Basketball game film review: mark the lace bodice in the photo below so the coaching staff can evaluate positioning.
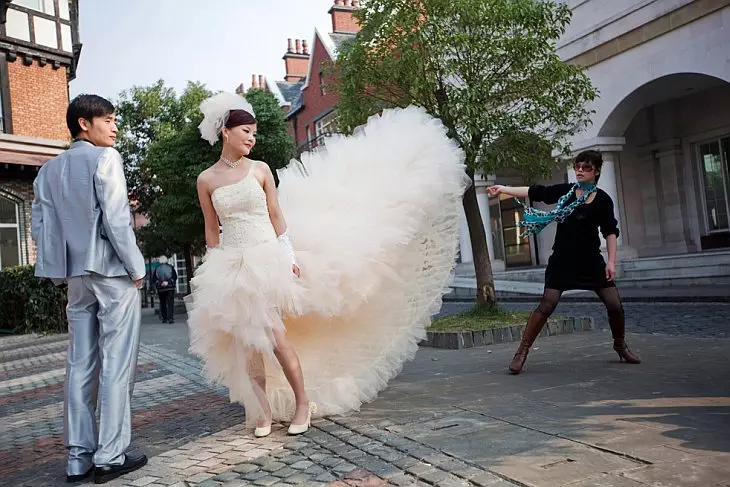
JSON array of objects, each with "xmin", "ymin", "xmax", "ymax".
[{"xmin": 211, "ymin": 163, "xmax": 276, "ymax": 249}]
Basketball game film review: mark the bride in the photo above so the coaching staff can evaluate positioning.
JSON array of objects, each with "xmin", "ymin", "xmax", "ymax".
[{"xmin": 186, "ymin": 92, "xmax": 468, "ymax": 437}]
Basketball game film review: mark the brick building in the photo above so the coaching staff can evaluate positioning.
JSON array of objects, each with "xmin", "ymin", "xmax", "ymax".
[
  {"xmin": 247, "ymin": 0, "xmax": 361, "ymax": 154},
  {"xmin": 0, "ymin": 0, "xmax": 80, "ymax": 270}
]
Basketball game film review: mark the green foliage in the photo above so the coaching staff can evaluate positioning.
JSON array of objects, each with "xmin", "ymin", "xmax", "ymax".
[
  {"xmin": 334, "ymin": 0, "xmax": 598, "ymax": 178},
  {"xmin": 116, "ymin": 80, "xmax": 180, "ymax": 210},
  {"xmin": 246, "ymin": 88, "xmax": 296, "ymax": 171},
  {"xmin": 0, "ymin": 265, "xmax": 67, "ymax": 335}
]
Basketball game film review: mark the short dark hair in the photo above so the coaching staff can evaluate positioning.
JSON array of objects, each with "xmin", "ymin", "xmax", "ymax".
[
  {"xmin": 574, "ymin": 150, "xmax": 603, "ymax": 169},
  {"xmin": 574, "ymin": 150, "xmax": 603, "ymax": 182},
  {"xmin": 66, "ymin": 94, "xmax": 115, "ymax": 138}
]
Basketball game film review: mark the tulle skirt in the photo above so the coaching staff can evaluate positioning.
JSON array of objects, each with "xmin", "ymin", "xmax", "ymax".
[{"xmin": 185, "ymin": 106, "xmax": 469, "ymax": 425}]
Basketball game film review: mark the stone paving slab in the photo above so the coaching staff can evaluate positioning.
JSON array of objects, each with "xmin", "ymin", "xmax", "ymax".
[{"xmin": 2, "ymin": 311, "xmax": 729, "ymax": 487}]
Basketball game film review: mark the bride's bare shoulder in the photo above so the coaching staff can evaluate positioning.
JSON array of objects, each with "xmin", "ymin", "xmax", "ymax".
[{"xmin": 197, "ymin": 165, "xmax": 220, "ymax": 187}]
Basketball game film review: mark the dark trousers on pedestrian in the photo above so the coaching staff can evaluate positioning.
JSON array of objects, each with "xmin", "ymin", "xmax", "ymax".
[{"xmin": 158, "ymin": 290, "xmax": 175, "ymax": 322}]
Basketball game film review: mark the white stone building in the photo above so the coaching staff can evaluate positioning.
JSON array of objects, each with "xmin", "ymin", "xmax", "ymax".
[{"xmin": 458, "ymin": 0, "xmax": 730, "ymax": 287}]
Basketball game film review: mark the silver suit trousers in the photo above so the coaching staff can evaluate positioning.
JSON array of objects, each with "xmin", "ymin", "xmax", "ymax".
[{"xmin": 64, "ymin": 274, "xmax": 141, "ymax": 475}]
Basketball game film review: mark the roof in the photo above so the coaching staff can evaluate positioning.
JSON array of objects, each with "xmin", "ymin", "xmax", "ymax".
[
  {"xmin": 275, "ymin": 80, "xmax": 305, "ymax": 104},
  {"xmin": 329, "ymin": 32, "xmax": 356, "ymax": 51}
]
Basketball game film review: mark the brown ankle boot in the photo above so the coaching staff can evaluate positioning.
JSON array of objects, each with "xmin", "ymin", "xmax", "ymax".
[
  {"xmin": 508, "ymin": 311, "xmax": 549, "ymax": 375},
  {"xmin": 508, "ymin": 345, "xmax": 531, "ymax": 375},
  {"xmin": 613, "ymin": 339, "xmax": 641, "ymax": 364}
]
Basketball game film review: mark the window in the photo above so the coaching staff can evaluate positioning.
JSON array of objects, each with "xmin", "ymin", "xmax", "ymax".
[
  {"xmin": 314, "ymin": 111, "xmax": 339, "ymax": 147},
  {"xmin": 0, "ymin": 196, "xmax": 21, "ymax": 269},
  {"xmin": 175, "ymin": 254, "xmax": 188, "ymax": 294},
  {"xmin": 12, "ymin": 0, "xmax": 55, "ymax": 15},
  {"xmin": 698, "ymin": 138, "xmax": 730, "ymax": 232},
  {"xmin": 319, "ymin": 69, "xmax": 326, "ymax": 95}
]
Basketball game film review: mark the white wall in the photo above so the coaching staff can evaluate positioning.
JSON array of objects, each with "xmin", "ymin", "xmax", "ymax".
[{"xmin": 573, "ymin": 7, "xmax": 730, "ymax": 145}]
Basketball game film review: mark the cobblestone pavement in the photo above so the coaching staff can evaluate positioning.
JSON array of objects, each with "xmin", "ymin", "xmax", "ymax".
[
  {"xmin": 437, "ymin": 301, "xmax": 730, "ymax": 338},
  {"xmin": 2, "ymin": 304, "xmax": 729, "ymax": 487},
  {"xmin": 0, "ymin": 328, "xmax": 513, "ymax": 487}
]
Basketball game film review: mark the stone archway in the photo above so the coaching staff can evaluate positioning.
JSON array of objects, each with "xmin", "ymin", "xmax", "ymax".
[
  {"xmin": 585, "ymin": 73, "xmax": 730, "ymax": 257},
  {"xmin": 598, "ymin": 73, "xmax": 729, "ymax": 138}
]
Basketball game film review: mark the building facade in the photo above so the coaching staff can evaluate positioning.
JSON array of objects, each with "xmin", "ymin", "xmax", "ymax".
[
  {"xmin": 246, "ymin": 0, "xmax": 360, "ymax": 154},
  {"xmin": 458, "ymin": 0, "xmax": 730, "ymax": 285},
  {"xmin": 0, "ymin": 0, "xmax": 80, "ymax": 270}
]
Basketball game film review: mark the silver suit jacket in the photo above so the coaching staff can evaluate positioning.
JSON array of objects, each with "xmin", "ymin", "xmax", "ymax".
[{"xmin": 32, "ymin": 140, "xmax": 146, "ymax": 282}]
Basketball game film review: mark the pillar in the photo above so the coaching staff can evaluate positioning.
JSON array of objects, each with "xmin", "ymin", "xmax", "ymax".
[{"xmin": 457, "ymin": 173, "xmax": 496, "ymax": 266}]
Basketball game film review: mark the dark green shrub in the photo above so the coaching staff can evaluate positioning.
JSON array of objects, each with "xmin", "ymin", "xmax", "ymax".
[{"xmin": 0, "ymin": 265, "xmax": 67, "ymax": 335}]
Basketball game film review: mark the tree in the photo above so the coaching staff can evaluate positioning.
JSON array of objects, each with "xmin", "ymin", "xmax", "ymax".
[
  {"xmin": 245, "ymin": 88, "xmax": 296, "ymax": 175},
  {"xmin": 130, "ymin": 84, "xmax": 296, "ymax": 290},
  {"xmin": 115, "ymin": 80, "xmax": 179, "ymax": 211},
  {"xmin": 333, "ymin": 0, "xmax": 597, "ymax": 307}
]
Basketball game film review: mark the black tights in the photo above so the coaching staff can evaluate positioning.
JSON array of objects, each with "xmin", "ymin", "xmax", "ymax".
[{"xmin": 527, "ymin": 287, "xmax": 626, "ymax": 343}]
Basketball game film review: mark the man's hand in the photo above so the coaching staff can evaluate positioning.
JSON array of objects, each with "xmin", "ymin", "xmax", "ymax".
[
  {"xmin": 134, "ymin": 278, "xmax": 144, "ymax": 288},
  {"xmin": 292, "ymin": 265, "xmax": 301, "ymax": 278},
  {"xmin": 161, "ymin": 280, "xmax": 168, "ymax": 288},
  {"xmin": 605, "ymin": 262, "xmax": 616, "ymax": 282}
]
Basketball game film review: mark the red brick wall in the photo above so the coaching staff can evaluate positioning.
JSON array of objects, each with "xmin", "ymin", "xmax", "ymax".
[
  {"xmin": 7, "ymin": 60, "xmax": 70, "ymax": 141},
  {"xmin": 284, "ymin": 56, "xmax": 309, "ymax": 81},
  {"xmin": 331, "ymin": 10, "xmax": 360, "ymax": 33},
  {"xmin": 292, "ymin": 34, "xmax": 340, "ymax": 148},
  {"xmin": 0, "ymin": 177, "xmax": 36, "ymax": 265}
]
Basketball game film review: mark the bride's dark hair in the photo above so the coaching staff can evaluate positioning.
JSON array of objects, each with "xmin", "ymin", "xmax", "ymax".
[{"xmin": 226, "ymin": 109, "xmax": 257, "ymax": 128}]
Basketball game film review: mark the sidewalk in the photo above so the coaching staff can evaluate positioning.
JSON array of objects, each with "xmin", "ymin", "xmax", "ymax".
[
  {"xmin": 1, "ymin": 320, "xmax": 729, "ymax": 486},
  {"xmin": 446, "ymin": 277, "xmax": 730, "ymax": 302}
]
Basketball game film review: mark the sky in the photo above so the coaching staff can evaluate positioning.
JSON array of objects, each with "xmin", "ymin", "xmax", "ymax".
[{"xmin": 69, "ymin": 0, "xmax": 337, "ymax": 100}]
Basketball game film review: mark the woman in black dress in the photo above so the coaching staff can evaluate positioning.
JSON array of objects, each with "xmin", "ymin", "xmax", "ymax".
[{"xmin": 487, "ymin": 150, "xmax": 641, "ymax": 374}]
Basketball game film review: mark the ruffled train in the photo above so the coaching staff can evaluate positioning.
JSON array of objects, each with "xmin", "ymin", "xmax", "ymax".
[{"xmin": 186, "ymin": 106, "xmax": 469, "ymax": 425}]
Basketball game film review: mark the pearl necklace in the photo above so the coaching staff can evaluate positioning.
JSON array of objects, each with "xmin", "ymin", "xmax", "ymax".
[{"xmin": 220, "ymin": 155, "xmax": 244, "ymax": 168}]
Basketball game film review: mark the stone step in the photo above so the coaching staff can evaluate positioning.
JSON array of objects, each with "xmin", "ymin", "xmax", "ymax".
[
  {"xmin": 623, "ymin": 263, "xmax": 730, "ymax": 280},
  {"xmin": 621, "ymin": 251, "xmax": 730, "ymax": 272}
]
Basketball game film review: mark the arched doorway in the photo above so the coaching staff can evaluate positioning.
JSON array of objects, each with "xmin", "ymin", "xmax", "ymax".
[
  {"xmin": 0, "ymin": 194, "xmax": 21, "ymax": 269},
  {"xmin": 596, "ymin": 73, "xmax": 730, "ymax": 256}
]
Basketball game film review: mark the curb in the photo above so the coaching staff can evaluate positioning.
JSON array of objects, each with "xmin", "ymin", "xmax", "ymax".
[
  {"xmin": 420, "ymin": 316, "xmax": 595, "ymax": 350},
  {"xmin": 443, "ymin": 288, "xmax": 730, "ymax": 303}
]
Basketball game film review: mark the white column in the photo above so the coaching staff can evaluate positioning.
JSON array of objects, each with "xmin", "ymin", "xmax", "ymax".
[
  {"xmin": 459, "ymin": 208, "xmax": 473, "ymax": 263},
  {"xmin": 474, "ymin": 176, "xmax": 495, "ymax": 264},
  {"xmin": 597, "ymin": 153, "xmax": 623, "ymax": 247}
]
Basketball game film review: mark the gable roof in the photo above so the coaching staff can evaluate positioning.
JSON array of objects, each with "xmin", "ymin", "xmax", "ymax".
[{"xmin": 301, "ymin": 28, "xmax": 355, "ymax": 91}]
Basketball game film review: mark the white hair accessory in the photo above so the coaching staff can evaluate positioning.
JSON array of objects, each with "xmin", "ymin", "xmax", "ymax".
[{"xmin": 198, "ymin": 92, "xmax": 256, "ymax": 145}]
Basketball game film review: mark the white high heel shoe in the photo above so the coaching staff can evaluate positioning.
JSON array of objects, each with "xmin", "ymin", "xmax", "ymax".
[
  {"xmin": 254, "ymin": 424, "xmax": 271, "ymax": 438},
  {"xmin": 287, "ymin": 402, "xmax": 317, "ymax": 435}
]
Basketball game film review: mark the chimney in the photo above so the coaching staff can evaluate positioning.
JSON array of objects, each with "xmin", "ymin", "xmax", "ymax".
[
  {"xmin": 329, "ymin": 0, "xmax": 361, "ymax": 34},
  {"xmin": 251, "ymin": 74, "xmax": 259, "ymax": 89},
  {"xmin": 282, "ymin": 38, "xmax": 310, "ymax": 83},
  {"xmin": 258, "ymin": 75, "xmax": 266, "ymax": 90},
  {"xmin": 235, "ymin": 83, "xmax": 245, "ymax": 95}
]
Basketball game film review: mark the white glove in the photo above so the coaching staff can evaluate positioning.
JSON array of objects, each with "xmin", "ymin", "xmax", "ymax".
[{"xmin": 277, "ymin": 230, "xmax": 297, "ymax": 266}]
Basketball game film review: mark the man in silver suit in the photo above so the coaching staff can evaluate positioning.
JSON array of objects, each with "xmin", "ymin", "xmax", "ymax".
[{"xmin": 32, "ymin": 94, "xmax": 148, "ymax": 484}]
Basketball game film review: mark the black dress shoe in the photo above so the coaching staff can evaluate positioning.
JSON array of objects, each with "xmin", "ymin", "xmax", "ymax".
[
  {"xmin": 66, "ymin": 467, "xmax": 93, "ymax": 483},
  {"xmin": 94, "ymin": 453, "xmax": 147, "ymax": 484}
]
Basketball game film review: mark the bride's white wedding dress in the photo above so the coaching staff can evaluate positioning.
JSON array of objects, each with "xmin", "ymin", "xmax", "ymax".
[{"xmin": 185, "ymin": 106, "xmax": 468, "ymax": 425}]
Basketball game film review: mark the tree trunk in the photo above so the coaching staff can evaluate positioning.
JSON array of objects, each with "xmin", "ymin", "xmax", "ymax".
[{"xmin": 462, "ymin": 175, "xmax": 497, "ymax": 307}]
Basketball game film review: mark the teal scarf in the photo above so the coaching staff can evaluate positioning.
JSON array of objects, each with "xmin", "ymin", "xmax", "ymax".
[{"xmin": 516, "ymin": 182, "xmax": 596, "ymax": 238}]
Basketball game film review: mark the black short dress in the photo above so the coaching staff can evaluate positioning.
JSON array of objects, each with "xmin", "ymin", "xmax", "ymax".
[{"xmin": 528, "ymin": 183, "xmax": 620, "ymax": 291}]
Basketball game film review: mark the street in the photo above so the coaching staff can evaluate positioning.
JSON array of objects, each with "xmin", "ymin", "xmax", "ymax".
[{"xmin": 1, "ymin": 302, "xmax": 729, "ymax": 487}]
